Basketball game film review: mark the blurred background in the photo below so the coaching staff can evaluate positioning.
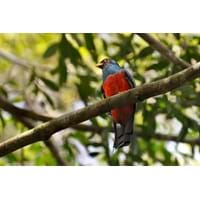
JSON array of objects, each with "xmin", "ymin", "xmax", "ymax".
[{"xmin": 0, "ymin": 33, "xmax": 199, "ymax": 165}]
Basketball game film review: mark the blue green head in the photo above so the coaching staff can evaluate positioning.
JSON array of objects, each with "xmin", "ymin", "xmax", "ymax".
[{"xmin": 96, "ymin": 58, "xmax": 122, "ymax": 81}]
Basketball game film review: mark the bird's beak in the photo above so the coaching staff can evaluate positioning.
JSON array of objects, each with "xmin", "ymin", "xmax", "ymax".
[{"xmin": 96, "ymin": 62, "xmax": 103, "ymax": 68}]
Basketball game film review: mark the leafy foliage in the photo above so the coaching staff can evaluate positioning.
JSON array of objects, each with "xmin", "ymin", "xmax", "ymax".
[{"xmin": 0, "ymin": 33, "xmax": 199, "ymax": 166}]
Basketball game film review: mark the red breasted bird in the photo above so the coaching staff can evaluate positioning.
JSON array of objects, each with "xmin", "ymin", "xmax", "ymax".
[{"xmin": 97, "ymin": 58, "xmax": 136, "ymax": 148}]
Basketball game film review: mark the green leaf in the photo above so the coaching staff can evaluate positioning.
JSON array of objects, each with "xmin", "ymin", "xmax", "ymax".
[
  {"xmin": 148, "ymin": 60, "xmax": 169, "ymax": 70},
  {"xmin": 42, "ymin": 90, "xmax": 55, "ymax": 108},
  {"xmin": 173, "ymin": 33, "xmax": 180, "ymax": 40},
  {"xmin": 58, "ymin": 57, "xmax": 67, "ymax": 86},
  {"xmin": 40, "ymin": 76, "xmax": 59, "ymax": 91},
  {"xmin": 28, "ymin": 68, "xmax": 36, "ymax": 86},
  {"xmin": 0, "ymin": 111, "xmax": 6, "ymax": 128},
  {"xmin": 76, "ymin": 75, "xmax": 95, "ymax": 103},
  {"xmin": 138, "ymin": 46, "xmax": 154, "ymax": 58},
  {"xmin": 0, "ymin": 86, "xmax": 8, "ymax": 98},
  {"xmin": 71, "ymin": 131, "xmax": 88, "ymax": 145},
  {"xmin": 84, "ymin": 34, "xmax": 96, "ymax": 50},
  {"xmin": 84, "ymin": 34, "xmax": 97, "ymax": 61},
  {"xmin": 6, "ymin": 153, "xmax": 18, "ymax": 163},
  {"xmin": 43, "ymin": 43, "xmax": 58, "ymax": 58},
  {"xmin": 59, "ymin": 34, "xmax": 81, "ymax": 65}
]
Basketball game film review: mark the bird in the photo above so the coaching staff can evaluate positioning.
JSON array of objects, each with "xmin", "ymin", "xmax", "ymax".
[{"xmin": 96, "ymin": 58, "xmax": 136, "ymax": 148}]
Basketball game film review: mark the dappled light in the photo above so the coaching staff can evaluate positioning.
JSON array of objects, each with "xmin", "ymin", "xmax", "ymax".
[{"xmin": 0, "ymin": 33, "xmax": 199, "ymax": 166}]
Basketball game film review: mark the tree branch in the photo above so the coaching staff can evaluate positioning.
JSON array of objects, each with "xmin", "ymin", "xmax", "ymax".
[
  {"xmin": 0, "ymin": 96, "xmax": 52, "ymax": 121},
  {"xmin": 141, "ymin": 132, "xmax": 200, "ymax": 146},
  {"xmin": 137, "ymin": 33, "xmax": 191, "ymax": 68},
  {"xmin": 44, "ymin": 140, "xmax": 67, "ymax": 166},
  {"xmin": 0, "ymin": 98, "xmax": 67, "ymax": 165},
  {"xmin": 0, "ymin": 62, "xmax": 200, "ymax": 156},
  {"xmin": 0, "ymin": 96, "xmax": 92, "ymax": 132},
  {"xmin": 0, "ymin": 49, "xmax": 50, "ymax": 70},
  {"xmin": 1, "ymin": 96, "xmax": 199, "ymax": 146},
  {"xmin": 19, "ymin": 117, "xmax": 66, "ymax": 165},
  {"xmin": 18, "ymin": 117, "xmax": 67, "ymax": 166}
]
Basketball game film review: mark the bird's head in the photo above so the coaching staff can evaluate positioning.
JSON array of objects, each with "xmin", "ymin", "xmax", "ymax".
[
  {"xmin": 96, "ymin": 58, "xmax": 121, "ymax": 80},
  {"xmin": 96, "ymin": 58, "xmax": 117, "ymax": 69}
]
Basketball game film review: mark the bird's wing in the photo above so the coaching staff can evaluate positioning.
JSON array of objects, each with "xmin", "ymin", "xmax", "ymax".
[
  {"xmin": 123, "ymin": 69, "xmax": 137, "ymax": 148},
  {"xmin": 123, "ymin": 69, "xmax": 137, "ymax": 106},
  {"xmin": 123, "ymin": 69, "xmax": 135, "ymax": 88}
]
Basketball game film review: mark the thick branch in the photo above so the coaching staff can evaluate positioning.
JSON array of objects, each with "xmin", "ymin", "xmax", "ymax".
[
  {"xmin": 1, "ymin": 97, "xmax": 199, "ymax": 146},
  {"xmin": 0, "ymin": 95, "xmax": 102, "ymax": 135},
  {"xmin": 0, "ymin": 98, "xmax": 67, "ymax": 165},
  {"xmin": 18, "ymin": 117, "xmax": 66, "ymax": 165},
  {"xmin": 137, "ymin": 33, "xmax": 191, "ymax": 68},
  {"xmin": 0, "ymin": 62, "xmax": 200, "ymax": 156}
]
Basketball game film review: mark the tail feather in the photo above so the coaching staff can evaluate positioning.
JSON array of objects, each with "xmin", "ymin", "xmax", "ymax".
[{"xmin": 113, "ymin": 121, "xmax": 133, "ymax": 148}]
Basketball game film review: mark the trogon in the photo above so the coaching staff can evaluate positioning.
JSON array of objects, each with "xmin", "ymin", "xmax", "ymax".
[{"xmin": 97, "ymin": 58, "xmax": 136, "ymax": 148}]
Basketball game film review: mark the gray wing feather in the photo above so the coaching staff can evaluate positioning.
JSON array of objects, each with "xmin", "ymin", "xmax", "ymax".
[{"xmin": 123, "ymin": 69, "xmax": 135, "ymax": 88}]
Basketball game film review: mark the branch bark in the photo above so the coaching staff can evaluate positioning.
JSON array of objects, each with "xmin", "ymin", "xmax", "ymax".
[
  {"xmin": 17, "ymin": 117, "xmax": 67, "ymax": 165},
  {"xmin": 137, "ymin": 33, "xmax": 191, "ymax": 68},
  {"xmin": 0, "ymin": 96, "xmax": 93, "ymax": 132},
  {"xmin": 0, "ymin": 97, "xmax": 67, "ymax": 165},
  {"xmin": 0, "ymin": 62, "xmax": 200, "ymax": 156},
  {"xmin": 1, "ymin": 96, "xmax": 199, "ymax": 146}
]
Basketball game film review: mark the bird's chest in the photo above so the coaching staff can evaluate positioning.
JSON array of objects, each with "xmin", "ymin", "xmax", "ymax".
[{"xmin": 102, "ymin": 71, "xmax": 131, "ymax": 97}]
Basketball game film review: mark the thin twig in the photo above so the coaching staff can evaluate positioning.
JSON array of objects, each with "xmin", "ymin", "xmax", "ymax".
[
  {"xmin": 0, "ymin": 49, "xmax": 30, "ymax": 69},
  {"xmin": 0, "ymin": 96, "xmax": 52, "ymax": 121},
  {"xmin": 44, "ymin": 140, "xmax": 66, "ymax": 166},
  {"xmin": 137, "ymin": 33, "xmax": 191, "ymax": 68},
  {"xmin": 0, "ymin": 49, "xmax": 51, "ymax": 70}
]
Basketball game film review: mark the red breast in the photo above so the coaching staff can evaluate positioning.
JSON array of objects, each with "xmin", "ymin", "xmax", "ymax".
[{"xmin": 102, "ymin": 71, "xmax": 133, "ymax": 125}]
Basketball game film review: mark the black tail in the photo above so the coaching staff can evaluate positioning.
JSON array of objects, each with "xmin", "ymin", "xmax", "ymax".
[{"xmin": 113, "ymin": 119, "xmax": 133, "ymax": 148}]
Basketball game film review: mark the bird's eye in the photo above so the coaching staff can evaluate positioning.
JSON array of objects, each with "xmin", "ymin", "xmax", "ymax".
[
  {"xmin": 103, "ymin": 58, "xmax": 109, "ymax": 63},
  {"xmin": 99, "ymin": 58, "xmax": 110, "ymax": 65}
]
